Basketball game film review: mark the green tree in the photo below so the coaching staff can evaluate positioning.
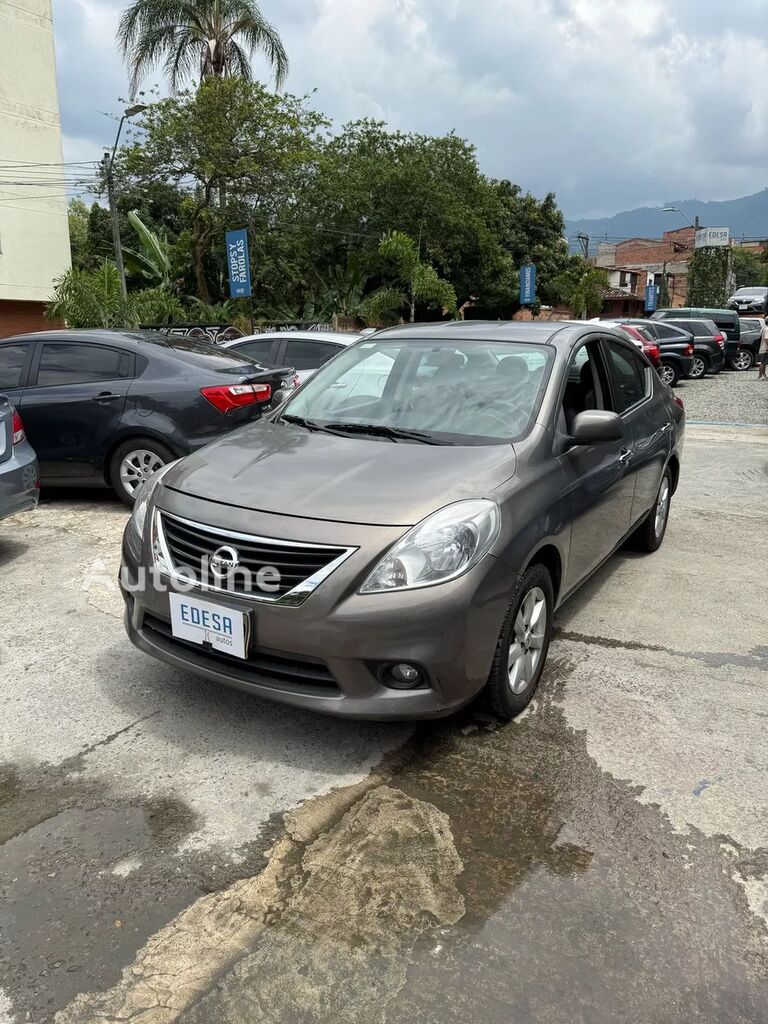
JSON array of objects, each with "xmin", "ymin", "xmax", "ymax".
[
  {"xmin": 68, "ymin": 199, "xmax": 93, "ymax": 271},
  {"xmin": 688, "ymin": 248, "xmax": 729, "ymax": 307},
  {"xmin": 117, "ymin": 0, "xmax": 288, "ymax": 96},
  {"xmin": 119, "ymin": 78, "xmax": 327, "ymax": 303},
  {"xmin": 552, "ymin": 257, "xmax": 609, "ymax": 318},
  {"xmin": 377, "ymin": 230, "xmax": 457, "ymax": 322},
  {"xmin": 729, "ymin": 247, "xmax": 766, "ymax": 288}
]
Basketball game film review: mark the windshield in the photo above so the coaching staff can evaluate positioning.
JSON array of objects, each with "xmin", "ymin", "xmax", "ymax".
[
  {"xmin": 735, "ymin": 288, "xmax": 766, "ymax": 297},
  {"xmin": 279, "ymin": 336, "xmax": 553, "ymax": 444}
]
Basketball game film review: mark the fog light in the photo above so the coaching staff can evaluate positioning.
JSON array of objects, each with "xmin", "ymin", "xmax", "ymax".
[{"xmin": 386, "ymin": 662, "xmax": 423, "ymax": 689}]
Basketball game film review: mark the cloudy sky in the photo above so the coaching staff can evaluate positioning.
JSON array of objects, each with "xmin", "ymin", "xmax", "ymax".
[{"xmin": 52, "ymin": 0, "xmax": 768, "ymax": 219}]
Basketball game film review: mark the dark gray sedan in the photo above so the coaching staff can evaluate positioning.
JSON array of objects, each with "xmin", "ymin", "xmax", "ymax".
[
  {"xmin": 0, "ymin": 396, "xmax": 39, "ymax": 522},
  {"xmin": 120, "ymin": 321, "xmax": 684, "ymax": 721}
]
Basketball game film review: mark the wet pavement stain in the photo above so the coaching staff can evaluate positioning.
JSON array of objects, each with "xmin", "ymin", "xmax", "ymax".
[{"xmin": 0, "ymin": 763, "xmax": 281, "ymax": 1023}]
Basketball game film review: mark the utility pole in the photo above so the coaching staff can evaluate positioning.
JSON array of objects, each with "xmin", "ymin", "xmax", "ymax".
[
  {"xmin": 576, "ymin": 233, "xmax": 590, "ymax": 260},
  {"xmin": 103, "ymin": 153, "xmax": 127, "ymax": 299},
  {"xmin": 104, "ymin": 103, "xmax": 147, "ymax": 299}
]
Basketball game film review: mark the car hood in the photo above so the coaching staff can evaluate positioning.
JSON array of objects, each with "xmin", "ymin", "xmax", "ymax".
[{"xmin": 162, "ymin": 420, "xmax": 516, "ymax": 526}]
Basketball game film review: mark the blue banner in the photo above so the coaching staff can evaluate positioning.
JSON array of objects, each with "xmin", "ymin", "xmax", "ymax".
[
  {"xmin": 644, "ymin": 284, "xmax": 658, "ymax": 312},
  {"xmin": 520, "ymin": 263, "xmax": 537, "ymax": 305},
  {"xmin": 226, "ymin": 228, "xmax": 252, "ymax": 298}
]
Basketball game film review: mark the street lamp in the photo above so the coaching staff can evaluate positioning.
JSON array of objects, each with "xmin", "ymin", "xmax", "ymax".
[
  {"xmin": 662, "ymin": 206, "xmax": 699, "ymax": 230},
  {"xmin": 102, "ymin": 104, "xmax": 148, "ymax": 298}
]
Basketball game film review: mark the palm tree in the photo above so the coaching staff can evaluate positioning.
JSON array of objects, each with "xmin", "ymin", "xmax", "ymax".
[{"xmin": 117, "ymin": 0, "xmax": 289, "ymax": 97}]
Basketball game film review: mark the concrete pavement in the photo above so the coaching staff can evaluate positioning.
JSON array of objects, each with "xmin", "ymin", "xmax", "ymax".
[{"xmin": 0, "ymin": 423, "xmax": 767, "ymax": 1023}]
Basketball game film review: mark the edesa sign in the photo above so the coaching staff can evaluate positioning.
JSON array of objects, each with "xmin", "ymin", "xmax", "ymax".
[{"xmin": 695, "ymin": 227, "xmax": 729, "ymax": 248}]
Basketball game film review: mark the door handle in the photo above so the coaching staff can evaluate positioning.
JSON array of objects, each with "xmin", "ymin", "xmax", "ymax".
[
  {"xmin": 619, "ymin": 448, "xmax": 633, "ymax": 464},
  {"xmin": 92, "ymin": 392, "xmax": 121, "ymax": 403},
  {"xmin": 660, "ymin": 422, "xmax": 671, "ymax": 434}
]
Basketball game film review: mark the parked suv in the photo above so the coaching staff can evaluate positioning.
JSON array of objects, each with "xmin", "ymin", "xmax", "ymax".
[
  {"xmin": 731, "ymin": 317, "xmax": 764, "ymax": 371},
  {"xmin": 604, "ymin": 319, "xmax": 695, "ymax": 387},
  {"xmin": 652, "ymin": 307, "xmax": 740, "ymax": 362},
  {"xmin": 727, "ymin": 287, "xmax": 768, "ymax": 314},
  {"xmin": 654, "ymin": 318, "xmax": 726, "ymax": 378},
  {"xmin": 0, "ymin": 330, "xmax": 296, "ymax": 505}
]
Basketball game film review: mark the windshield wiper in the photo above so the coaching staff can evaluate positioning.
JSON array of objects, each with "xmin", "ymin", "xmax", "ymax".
[
  {"xmin": 281, "ymin": 414, "xmax": 330, "ymax": 434},
  {"xmin": 321, "ymin": 422, "xmax": 453, "ymax": 445}
]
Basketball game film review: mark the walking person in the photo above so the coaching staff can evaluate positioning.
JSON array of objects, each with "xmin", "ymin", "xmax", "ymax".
[{"xmin": 759, "ymin": 316, "xmax": 768, "ymax": 381}]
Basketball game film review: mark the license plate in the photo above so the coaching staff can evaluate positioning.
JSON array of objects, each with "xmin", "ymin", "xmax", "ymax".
[{"xmin": 169, "ymin": 593, "xmax": 248, "ymax": 660}]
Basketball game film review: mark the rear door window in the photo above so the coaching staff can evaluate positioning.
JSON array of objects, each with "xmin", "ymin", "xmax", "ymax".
[
  {"xmin": 233, "ymin": 339, "xmax": 279, "ymax": 365},
  {"xmin": 283, "ymin": 339, "xmax": 342, "ymax": 371},
  {"xmin": 0, "ymin": 343, "xmax": 31, "ymax": 389},
  {"xmin": 35, "ymin": 344, "xmax": 132, "ymax": 387},
  {"xmin": 604, "ymin": 340, "xmax": 649, "ymax": 412}
]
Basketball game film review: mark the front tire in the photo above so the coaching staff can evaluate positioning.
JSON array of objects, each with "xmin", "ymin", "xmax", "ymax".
[
  {"xmin": 482, "ymin": 563, "xmax": 554, "ymax": 720},
  {"xmin": 730, "ymin": 348, "xmax": 754, "ymax": 371},
  {"xmin": 631, "ymin": 468, "xmax": 672, "ymax": 553},
  {"xmin": 109, "ymin": 438, "xmax": 174, "ymax": 507}
]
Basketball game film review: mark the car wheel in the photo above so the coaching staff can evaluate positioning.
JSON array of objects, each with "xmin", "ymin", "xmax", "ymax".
[
  {"xmin": 631, "ymin": 468, "xmax": 672, "ymax": 553},
  {"xmin": 689, "ymin": 355, "xmax": 707, "ymax": 379},
  {"xmin": 730, "ymin": 348, "xmax": 754, "ymax": 371},
  {"xmin": 110, "ymin": 438, "xmax": 174, "ymax": 507},
  {"xmin": 659, "ymin": 362, "xmax": 679, "ymax": 387},
  {"xmin": 482, "ymin": 563, "xmax": 554, "ymax": 720}
]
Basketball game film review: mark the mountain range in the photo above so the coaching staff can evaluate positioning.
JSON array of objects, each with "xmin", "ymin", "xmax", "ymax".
[{"xmin": 565, "ymin": 189, "xmax": 768, "ymax": 247}]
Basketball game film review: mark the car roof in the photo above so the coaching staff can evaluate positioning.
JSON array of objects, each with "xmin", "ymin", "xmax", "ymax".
[
  {"xmin": 226, "ymin": 331, "xmax": 361, "ymax": 346},
  {"xmin": 0, "ymin": 328, "xmax": 169, "ymax": 346},
  {"xmin": 370, "ymin": 319, "xmax": 627, "ymax": 348}
]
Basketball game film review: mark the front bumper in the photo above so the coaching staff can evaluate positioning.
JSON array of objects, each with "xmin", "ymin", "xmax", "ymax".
[
  {"xmin": 120, "ymin": 490, "xmax": 514, "ymax": 720},
  {"xmin": 0, "ymin": 440, "xmax": 39, "ymax": 522}
]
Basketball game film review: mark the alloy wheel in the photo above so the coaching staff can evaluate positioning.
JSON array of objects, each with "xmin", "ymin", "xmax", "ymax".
[
  {"xmin": 732, "ymin": 349, "xmax": 753, "ymax": 371},
  {"xmin": 690, "ymin": 356, "xmax": 705, "ymax": 378},
  {"xmin": 119, "ymin": 449, "xmax": 165, "ymax": 496},
  {"xmin": 654, "ymin": 477, "xmax": 671, "ymax": 540},
  {"xmin": 660, "ymin": 364, "xmax": 676, "ymax": 386},
  {"xmin": 508, "ymin": 586, "xmax": 547, "ymax": 694}
]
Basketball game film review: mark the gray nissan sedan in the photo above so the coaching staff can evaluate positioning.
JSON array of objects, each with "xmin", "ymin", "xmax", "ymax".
[{"xmin": 120, "ymin": 321, "xmax": 684, "ymax": 720}]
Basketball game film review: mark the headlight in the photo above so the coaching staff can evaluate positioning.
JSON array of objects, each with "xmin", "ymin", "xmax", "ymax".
[
  {"xmin": 129, "ymin": 460, "xmax": 178, "ymax": 538},
  {"xmin": 360, "ymin": 499, "xmax": 500, "ymax": 594}
]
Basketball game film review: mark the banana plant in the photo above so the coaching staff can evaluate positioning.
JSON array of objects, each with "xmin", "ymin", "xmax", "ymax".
[{"xmin": 122, "ymin": 210, "xmax": 173, "ymax": 289}]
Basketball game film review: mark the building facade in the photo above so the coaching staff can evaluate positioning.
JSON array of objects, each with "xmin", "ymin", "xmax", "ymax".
[
  {"xmin": 0, "ymin": 0, "xmax": 70, "ymax": 338},
  {"xmin": 595, "ymin": 227, "xmax": 695, "ymax": 315}
]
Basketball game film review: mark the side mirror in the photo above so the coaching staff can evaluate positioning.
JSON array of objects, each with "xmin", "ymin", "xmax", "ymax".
[
  {"xmin": 271, "ymin": 386, "xmax": 291, "ymax": 407},
  {"xmin": 569, "ymin": 410, "xmax": 624, "ymax": 444}
]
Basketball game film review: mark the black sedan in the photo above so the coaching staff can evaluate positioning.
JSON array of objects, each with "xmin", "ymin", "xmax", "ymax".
[{"xmin": 0, "ymin": 330, "xmax": 296, "ymax": 505}]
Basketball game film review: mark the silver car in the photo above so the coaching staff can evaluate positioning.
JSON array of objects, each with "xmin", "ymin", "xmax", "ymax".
[{"xmin": 0, "ymin": 395, "xmax": 39, "ymax": 522}]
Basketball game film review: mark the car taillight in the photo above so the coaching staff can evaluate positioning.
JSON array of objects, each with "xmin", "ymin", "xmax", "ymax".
[
  {"xmin": 292, "ymin": 373, "xmax": 300, "ymax": 389},
  {"xmin": 674, "ymin": 395, "xmax": 684, "ymax": 410},
  {"xmin": 200, "ymin": 383, "xmax": 272, "ymax": 413},
  {"xmin": 11, "ymin": 409, "xmax": 25, "ymax": 445},
  {"xmin": 685, "ymin": 344, "xmax": 694, "ymax": 356},
  {"xmin": 714, "ymin": 333, "xmax": 725, "ymax": 348},
  {"xmin": 647, "ymin": 343, "xmax": 661, "ymax": 365}
]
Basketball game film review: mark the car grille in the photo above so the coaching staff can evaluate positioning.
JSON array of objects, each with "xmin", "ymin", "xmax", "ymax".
[
  {"xmin": 141, "ymin": 613, "xmax": 340, "ymax": 693},
  {"xmin": 157, "ymin": 511, "xmax": 352, "ymax": 600}
]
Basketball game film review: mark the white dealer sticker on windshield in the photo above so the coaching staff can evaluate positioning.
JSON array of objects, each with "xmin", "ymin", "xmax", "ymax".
[{"xmin": 169, "ymin": 593, "xmax": 247, "ymax": 659}]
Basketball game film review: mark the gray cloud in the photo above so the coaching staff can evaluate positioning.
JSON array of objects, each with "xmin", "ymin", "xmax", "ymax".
[{"xmin": 52, "ymin": 0, "xmax": 768, "ymax": 218}]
